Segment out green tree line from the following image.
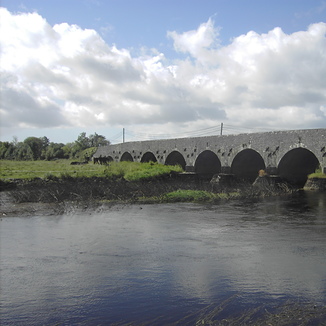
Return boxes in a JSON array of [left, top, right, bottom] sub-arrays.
[[0, 132, 110, 161]]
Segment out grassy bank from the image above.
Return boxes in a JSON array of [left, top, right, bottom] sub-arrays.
[[0, 160, 182, 181], [1, 160, 297, 208], [160, 189, 240, 203], [308, 172, 326, 178], [308, 167, 326, 179]]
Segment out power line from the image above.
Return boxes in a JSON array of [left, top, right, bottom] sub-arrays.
[[109, 124, 280, 144], [222, 124, 280, 134], [108, 131, 123, 143], [126, 125, 222, 140]]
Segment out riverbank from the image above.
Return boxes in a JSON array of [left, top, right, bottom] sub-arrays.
[[0, 175, 220, 215], [0, 173, 299, 217], [304, 177, 326, 191]]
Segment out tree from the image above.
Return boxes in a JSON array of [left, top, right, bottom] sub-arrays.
[[40, 136, 50, 158], [75, 132, 90, 151], [0, 141, 11, 159], [15, 142, 34, 160], [62, 142, 77, 158], [0, 132, 110, 161], [12, 136, 18, 146], [44, 142, 67, 160], [24, 137, 43, 160], [71, 132, 110, 158], [89, 132, 110, 147], [40, 136, 50, 149]]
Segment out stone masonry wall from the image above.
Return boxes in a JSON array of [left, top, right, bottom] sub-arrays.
[[94, 129, 326, 173]]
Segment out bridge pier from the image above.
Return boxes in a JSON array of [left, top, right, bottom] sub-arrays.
[[221, 166, 231, 174], [93, 129, 325, 186], [185, 165, 195, 172], [266, 166, 278, 175]]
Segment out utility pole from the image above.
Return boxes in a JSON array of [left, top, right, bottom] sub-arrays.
[[220, 122, 223, 136], [123, 128, 125, 143]]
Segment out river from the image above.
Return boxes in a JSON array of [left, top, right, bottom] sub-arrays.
[[1, 191, 326, 325]]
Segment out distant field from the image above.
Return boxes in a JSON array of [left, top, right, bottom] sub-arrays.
[[0, 160, 106, 180], [0, 160, 182, 181]]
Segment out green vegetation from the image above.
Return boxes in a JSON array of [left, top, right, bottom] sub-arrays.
[[0, 160, 105, 180], [0, 132, 110, 161], [308, 167, 326, 179], [0, 160, 182, 182], [122, 162, 182, 181], [308, 172, 326, 178], [103, 161, 183, 181], [1, 160, 240, 204], [161, 189, 240, 203]]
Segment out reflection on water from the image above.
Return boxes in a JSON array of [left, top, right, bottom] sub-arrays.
[[1, 192, 326, 325]]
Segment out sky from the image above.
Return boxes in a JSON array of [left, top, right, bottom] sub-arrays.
[[0, 0, 325, 144]]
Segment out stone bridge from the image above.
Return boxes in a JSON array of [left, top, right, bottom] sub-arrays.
[[94, 129, 326, 186]]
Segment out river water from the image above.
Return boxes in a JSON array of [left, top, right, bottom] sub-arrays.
[[1, 192, 326, 325]]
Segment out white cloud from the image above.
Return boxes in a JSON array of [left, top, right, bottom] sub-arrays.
[[167, 18, 220, 64], [0, 7, 325, 141]]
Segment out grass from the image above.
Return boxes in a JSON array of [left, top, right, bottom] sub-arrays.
[[123, 162, 183, 181], [161, 189, 240, 203], [108, 190, 241, 205], [1, 160, 241, 204], [308, 172, 326, 179], [0, 160, 183, 182], [308, 167, 326, 179], [103, 161, 183, 180], [0, 159, 106, 180]]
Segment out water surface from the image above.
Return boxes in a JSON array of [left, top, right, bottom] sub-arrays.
[[1, 192, 326, 325]]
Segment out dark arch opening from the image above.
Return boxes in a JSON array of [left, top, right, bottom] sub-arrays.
[[231, 149, 265, 183], [278, 148, 319, 187], [141, 152, 157, 163], [165, 151, 186, 170], [195, 150, 221, 179], [120, 152, 133, 162]]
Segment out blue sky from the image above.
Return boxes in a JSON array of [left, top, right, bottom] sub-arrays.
[[1, 0, 325, 143], [4, 0, 324, 56]]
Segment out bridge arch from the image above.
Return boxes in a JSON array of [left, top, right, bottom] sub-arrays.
[[165, 151, 186, 170], [141, 152, 157, 163], [120, 152, 133, 162], [278, 148, 319, 187], [195, 150, 221, 179], [231, 149, 265, 183]]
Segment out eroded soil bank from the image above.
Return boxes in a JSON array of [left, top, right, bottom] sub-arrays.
[[0, 174, 209, 200], [0, 173, 320, 217], [0, 174, 210, 216]]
